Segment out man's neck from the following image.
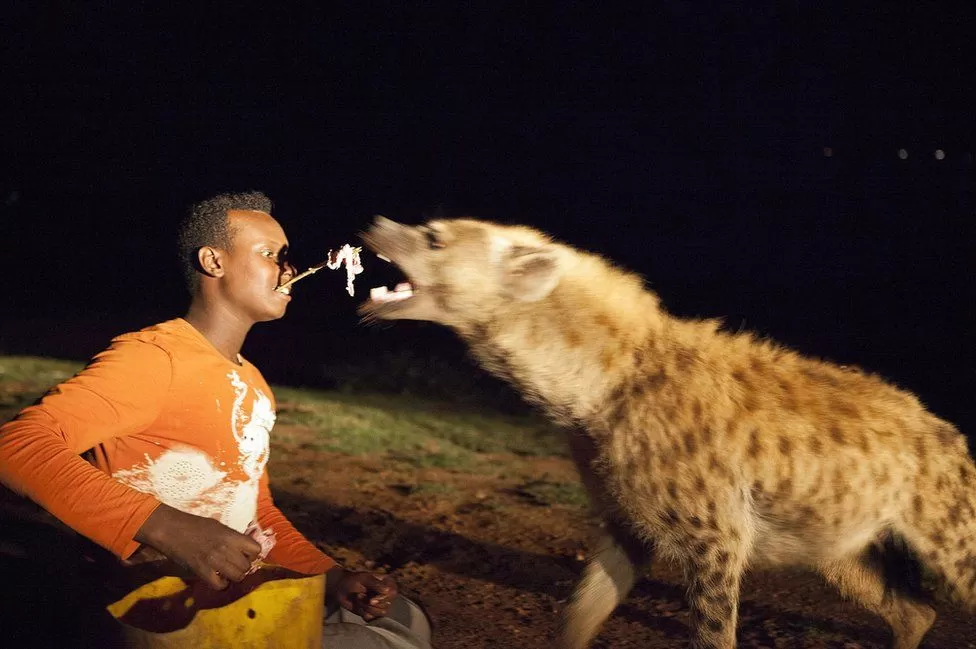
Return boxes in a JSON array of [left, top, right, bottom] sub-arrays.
[[184, 300, 252, 365]]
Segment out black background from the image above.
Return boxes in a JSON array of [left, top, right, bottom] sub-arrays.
[[2, 1, 974, 432]]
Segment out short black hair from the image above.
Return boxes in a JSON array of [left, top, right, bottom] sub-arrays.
[[177, 191, 273, 292]]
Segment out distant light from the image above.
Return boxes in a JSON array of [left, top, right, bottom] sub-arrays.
[[823, 147, 833, 157], [935, 149, 945, 160], [897, 149, 908, 160]]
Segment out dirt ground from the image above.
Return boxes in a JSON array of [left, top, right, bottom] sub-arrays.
[[263, 422, 976, 649], [2, 412, 976, 648]]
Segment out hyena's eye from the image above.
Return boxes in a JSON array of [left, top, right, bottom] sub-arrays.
[[425, 228, 446, 250]]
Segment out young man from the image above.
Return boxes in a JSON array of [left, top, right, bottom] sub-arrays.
[[0, 192, 432, 648]]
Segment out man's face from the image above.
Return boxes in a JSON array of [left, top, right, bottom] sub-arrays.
[[219, 209, 295, 322]]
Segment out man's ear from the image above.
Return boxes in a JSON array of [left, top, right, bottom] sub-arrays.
[[502, 245, 562, 302], [196, 246, 225, 278]]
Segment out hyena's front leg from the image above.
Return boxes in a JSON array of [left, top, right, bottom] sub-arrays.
[[684, 534, 751, 649], [559, 520, 652, 649]]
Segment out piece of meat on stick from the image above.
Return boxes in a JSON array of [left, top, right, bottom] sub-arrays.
[[275, 244, 364, 296]]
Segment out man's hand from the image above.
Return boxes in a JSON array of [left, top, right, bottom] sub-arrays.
[[326, 567, 398, 621], [134, 503, 262, 590]]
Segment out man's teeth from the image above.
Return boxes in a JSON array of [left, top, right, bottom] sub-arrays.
[[369, 282, 413, 303], [275, 286, 291, 295]]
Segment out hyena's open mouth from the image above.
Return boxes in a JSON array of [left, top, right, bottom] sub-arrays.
[[357, 216, 435, 321], [359, 257, 415, 318], [368, 274, 414, 305]]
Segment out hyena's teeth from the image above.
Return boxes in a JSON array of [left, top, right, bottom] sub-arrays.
[[369, 283, 414, 303], [377, 253, 391, 263]]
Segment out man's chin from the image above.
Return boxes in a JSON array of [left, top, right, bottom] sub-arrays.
[[258, 305, 289, 322]]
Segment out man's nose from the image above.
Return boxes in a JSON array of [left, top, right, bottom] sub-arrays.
[[281, 260, 297, 279]]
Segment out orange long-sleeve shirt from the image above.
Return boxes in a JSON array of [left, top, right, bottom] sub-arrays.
[[0, 318, 335, 575]]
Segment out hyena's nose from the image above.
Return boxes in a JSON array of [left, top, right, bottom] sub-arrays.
[[372, 214, 397, 228], [370, 215, 412, 237]]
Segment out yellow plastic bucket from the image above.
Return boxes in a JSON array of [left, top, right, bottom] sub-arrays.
[[107, 565, 325, 649]]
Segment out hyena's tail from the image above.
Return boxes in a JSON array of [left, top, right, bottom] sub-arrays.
[[559, 534, 638, 649], [899, 439, 976, 610]]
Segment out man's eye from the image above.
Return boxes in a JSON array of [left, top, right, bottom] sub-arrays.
[[425, 230, 445, 250], [262, 250, 277, 259]]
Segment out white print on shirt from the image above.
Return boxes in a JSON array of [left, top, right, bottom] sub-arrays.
[[228, 370, 273, 481], [112, 370, 275, 534]]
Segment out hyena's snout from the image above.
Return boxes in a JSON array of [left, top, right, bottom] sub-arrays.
[[361, 215, 418, 261], [358, 216, 443, 322]]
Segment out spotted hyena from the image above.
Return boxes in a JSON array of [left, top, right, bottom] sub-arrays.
[[359, 215, 975, 649]]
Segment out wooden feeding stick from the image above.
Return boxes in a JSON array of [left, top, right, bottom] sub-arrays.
[[276, 244, 364, 296]]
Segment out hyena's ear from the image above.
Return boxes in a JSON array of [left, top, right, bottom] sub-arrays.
[[502, 245, 563, 302]]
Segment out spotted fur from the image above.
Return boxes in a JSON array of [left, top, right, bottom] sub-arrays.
[[360, 216, 974, 649]]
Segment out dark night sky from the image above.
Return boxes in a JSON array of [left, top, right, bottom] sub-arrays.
[[1, 2, 974, 430]]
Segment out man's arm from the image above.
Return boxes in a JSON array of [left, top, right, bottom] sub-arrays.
[[0, 339, 172, 557], [0, 338, 263, 589], [255, 470, 337, 575], [256, 472, 397, 618], [242, 367, 396, 602]]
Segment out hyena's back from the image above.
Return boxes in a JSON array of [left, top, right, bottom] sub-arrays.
[[359, 216, 975, 649], [599, 331, 967, 562]]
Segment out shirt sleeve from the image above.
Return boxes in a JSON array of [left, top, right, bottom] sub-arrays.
[[256, 469, 336, 575], [0, 338, 173, 558]]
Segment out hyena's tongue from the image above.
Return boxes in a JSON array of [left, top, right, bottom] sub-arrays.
[[370, 282, 414, 303]]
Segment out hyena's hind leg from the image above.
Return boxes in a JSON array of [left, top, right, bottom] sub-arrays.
[[559, 520, 652, 649], [817, 542, 935, 649]]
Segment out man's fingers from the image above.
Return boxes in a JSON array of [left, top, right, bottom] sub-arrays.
[[361, 601, 391, 620], [358, 590, 392, 619], [368, 576, 397, 603], [204, 569, 230, 590], [369, 596, 391, 606], [233, 535, 263, 561], [197, 550, 249, 588], [375, 575, 397, 594], [231, 552, 256, 576], [365, 574, 392, 594], [215, 557, 250, 583], [216, 537, 260, 577]]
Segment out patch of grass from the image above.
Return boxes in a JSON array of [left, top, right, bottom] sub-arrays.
[[413, 482, 461, 498], [0, 356, 84, 387], [274, 385, 567, 464], [512, 478, 590, 508], [387, 448, 482, 471], [0, 356, 86, 411]]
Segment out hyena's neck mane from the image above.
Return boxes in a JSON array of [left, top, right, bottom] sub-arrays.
[[461, 248, 677, 424]]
